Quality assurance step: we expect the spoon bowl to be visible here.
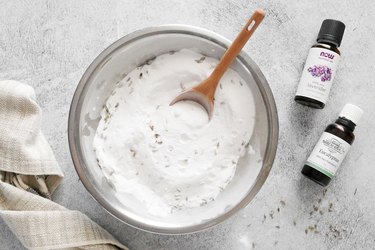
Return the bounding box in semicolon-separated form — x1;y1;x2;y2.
170;9;265;119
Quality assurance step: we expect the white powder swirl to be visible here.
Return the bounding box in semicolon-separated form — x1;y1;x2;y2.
93;49;255;217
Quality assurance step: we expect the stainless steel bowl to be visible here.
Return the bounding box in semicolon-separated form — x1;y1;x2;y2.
68;25;278;234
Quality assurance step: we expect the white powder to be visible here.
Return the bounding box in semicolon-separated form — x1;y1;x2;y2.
93;49;255;217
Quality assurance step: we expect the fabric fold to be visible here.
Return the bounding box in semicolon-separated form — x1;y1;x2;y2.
0;80;127;250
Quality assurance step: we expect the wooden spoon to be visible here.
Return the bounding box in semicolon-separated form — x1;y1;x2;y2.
170;9;265;119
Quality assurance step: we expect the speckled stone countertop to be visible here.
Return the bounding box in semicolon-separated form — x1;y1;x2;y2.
1;1;374;249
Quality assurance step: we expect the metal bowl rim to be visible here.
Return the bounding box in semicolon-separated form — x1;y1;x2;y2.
68;24;279;235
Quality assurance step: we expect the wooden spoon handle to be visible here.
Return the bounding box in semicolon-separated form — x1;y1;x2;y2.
210;9;265;83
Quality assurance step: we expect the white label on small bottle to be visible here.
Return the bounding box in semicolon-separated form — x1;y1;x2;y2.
296;48;340;104
306;132;351;178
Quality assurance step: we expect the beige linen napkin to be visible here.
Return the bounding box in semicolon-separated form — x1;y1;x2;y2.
0;80;128;250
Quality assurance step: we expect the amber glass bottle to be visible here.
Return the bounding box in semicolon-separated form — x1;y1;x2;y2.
295;19;345;109
301;104;363;186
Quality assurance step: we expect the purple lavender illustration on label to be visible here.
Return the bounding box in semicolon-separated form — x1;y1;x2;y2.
307;65;332;82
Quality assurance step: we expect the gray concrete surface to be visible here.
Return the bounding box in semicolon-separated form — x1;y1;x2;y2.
1;0;375;249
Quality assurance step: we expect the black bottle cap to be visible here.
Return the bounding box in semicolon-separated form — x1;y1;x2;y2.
317;19;345;47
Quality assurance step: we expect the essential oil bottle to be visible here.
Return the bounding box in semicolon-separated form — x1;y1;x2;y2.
301;104;363;186
295;19;345;109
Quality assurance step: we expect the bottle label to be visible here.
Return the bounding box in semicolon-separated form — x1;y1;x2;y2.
296;47;340;104
306;132;351;178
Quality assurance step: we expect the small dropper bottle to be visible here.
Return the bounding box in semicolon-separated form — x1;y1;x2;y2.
295;19;345;108
301;104;363;186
